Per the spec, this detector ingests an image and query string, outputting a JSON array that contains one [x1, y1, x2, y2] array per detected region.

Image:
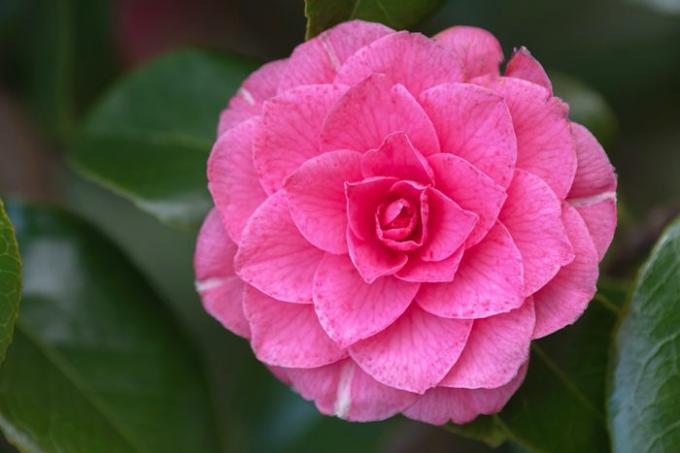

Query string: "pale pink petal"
[[347, 228, 408, 284], [283, 359, 418, 421], [313, 254, 419, 348], [500, 170, 575, 296], [195, 209, 250, 338], [504, 47, 552, 94], [234, 192, 323, 303], [349, 305, 472, 394], [416, 223, 524, 319], [278, 20, 393, 92], [434, 26, 503, 80], [441, 299, 535, 389], [404, 363, 528, 425], [428, 153, 506, 247], [489, 77, 576, 199], [571, 196, 617, 261], [243, 285, 346, 368], [361, 132, 434, 183], [208, 118, 267, 244], [346, 177, 398, 240], [218, 59, 287, 135], [253, 84, 348, 193], [396, 248, 464, 283], [533, 203, 599, 338], [320, 74, 439, 155], [568, 122, 617, 199], [336, 31, 464, 96], [284, 150, 362, 254], [420, 83, 517, 188], [420, 187, 477, 262]]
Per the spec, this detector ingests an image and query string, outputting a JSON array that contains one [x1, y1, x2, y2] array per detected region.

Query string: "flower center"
[[377, 198, 417, 241]]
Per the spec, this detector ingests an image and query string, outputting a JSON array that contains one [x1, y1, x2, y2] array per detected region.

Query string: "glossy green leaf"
[[0, 201, 220, 452], [454, 294, 623, 452], [608, 217, 680, 453], [304, 0, 443, 38], [70, 49, 256, 228], [0, 198, 21, 365]]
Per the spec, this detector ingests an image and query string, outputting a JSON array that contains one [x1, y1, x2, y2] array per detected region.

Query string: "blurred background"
[[0, 0, 679, 451]]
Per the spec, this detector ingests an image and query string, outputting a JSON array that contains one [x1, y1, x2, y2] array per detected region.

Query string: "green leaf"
[[608, 217, 680, 453], [69, 49, 256, 228], [0, 198, 21, 365], [0, 201, 220, 452], [454, 295, 623, 452], [304, 0, 443, 39]]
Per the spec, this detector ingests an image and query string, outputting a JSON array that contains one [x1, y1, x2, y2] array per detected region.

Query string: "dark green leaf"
[[70, 49, 256, 227], [0, 198, 21, 365], [0, 201, 220, 452], [608, 217, 680, 453], [305, 0, 443, 39]]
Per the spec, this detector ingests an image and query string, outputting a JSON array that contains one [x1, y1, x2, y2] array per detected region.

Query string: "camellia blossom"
[[195, 20, 617, 424]]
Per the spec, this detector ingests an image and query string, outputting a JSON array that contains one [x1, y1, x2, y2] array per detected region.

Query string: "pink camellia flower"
[[195, 21, 617, 424]]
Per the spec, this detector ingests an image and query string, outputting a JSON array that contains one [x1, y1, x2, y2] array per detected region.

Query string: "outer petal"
[[428, 153, 506, 247], [284, 150, 363, 254], [278, 20, 393, 92], [533, 204, 599, 338], [416, 223, 524, 319], [572, 197, 617, 261], [243, 286, 346, 368], [403, 363, 528, 425], [396, 247, 464, 283], [314, 254, 419, 348], [441, 299, 535, 389], [504, 47, 552, 94], [320, 74, 439, 155], [420, 83, 517, 188], [336, 31, 464, 95], [234, 192, 323, 303], [568, 123, 617, 199], [349, 305, 472, 394], [208, 118, 267, 243], [218, 59, 287, 135], [489, 77, 576, 199], [194, 209, 249, 338], [500, 170, 574, 296], [281, 359, 418, 421], [253, 84, 348, 194], [433, 26, 503, 80], [361, 132, 434, 183]]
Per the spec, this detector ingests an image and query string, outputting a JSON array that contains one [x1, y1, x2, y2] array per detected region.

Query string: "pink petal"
[[489, 77, 576, 199], [218, 59, 287, 135], [282, 359, 418, 421], [253, 84, 348, 194], [278, 20, 394, 93], [194, 209, 250, 338], [428, 153, 506, 247], [361, 132, 434, 183], [504, 47, 552, 94], [571, 196, 617, 261], [500, 169, 575, 296], [434, 26, 503, 80], [349, 305, 472, 394], [420, 83, 517, 188], [346, 176, 398, 241], [284, 150, 363, 254], [346, 227, 408, 284], [396, 248, 464, 283], [335, 31, 464, 96], [420, 187, 477, 262], [243, 285, 346, 368], [320, 74, 439, 155], [416, 223, 524, 319], [313, 254, 419, 348], [403, 363, 528, 425], [441, 299, 535, 389], [208, 118, 267, 244], [234, 192, 323, 303], [568, 122, 617, 199], [533, 203, 599, 338]]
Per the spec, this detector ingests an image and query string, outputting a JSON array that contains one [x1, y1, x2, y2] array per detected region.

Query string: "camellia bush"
[[0, 1, 678, 452]]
